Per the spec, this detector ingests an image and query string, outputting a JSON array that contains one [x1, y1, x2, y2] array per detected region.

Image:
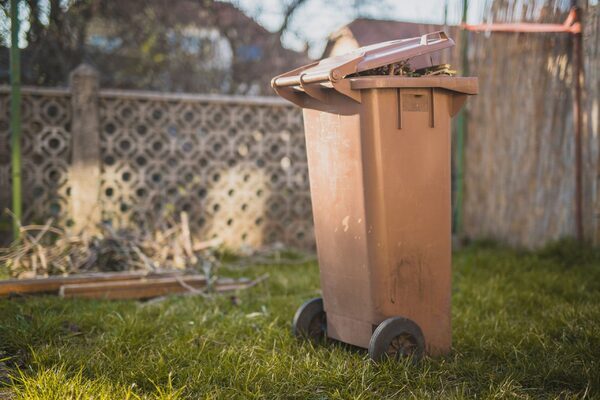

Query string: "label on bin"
[[402, 93, 430, 112]]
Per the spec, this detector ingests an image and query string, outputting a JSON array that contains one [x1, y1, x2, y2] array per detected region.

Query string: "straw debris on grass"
[[0, 212, 282, 300], [0, 210, 314, 288], [0, 212, 220, 279]]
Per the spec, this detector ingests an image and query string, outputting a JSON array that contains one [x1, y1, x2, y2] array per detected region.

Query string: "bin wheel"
[[368, 317, 425, 362], [292, 297, 326, 341]]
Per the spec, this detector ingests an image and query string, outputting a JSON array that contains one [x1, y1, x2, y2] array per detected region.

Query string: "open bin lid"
[[272, 31, 454, 90], [272, 31, 476, 115]]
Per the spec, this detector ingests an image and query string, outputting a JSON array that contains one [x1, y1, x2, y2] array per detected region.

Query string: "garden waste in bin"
[[272, 32, 477, 361]]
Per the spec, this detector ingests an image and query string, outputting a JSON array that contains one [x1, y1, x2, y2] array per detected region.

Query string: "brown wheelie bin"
[[272, 32, 477, 361]]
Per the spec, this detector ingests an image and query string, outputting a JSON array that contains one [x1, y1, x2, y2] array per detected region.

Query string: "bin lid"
[[272, 31, 454, 89]]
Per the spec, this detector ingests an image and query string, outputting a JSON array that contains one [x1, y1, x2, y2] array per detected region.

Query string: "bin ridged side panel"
[[303, 109, 375, 348]]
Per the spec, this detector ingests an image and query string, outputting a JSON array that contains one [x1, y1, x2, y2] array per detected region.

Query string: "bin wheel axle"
[[292, 297, 326, 341], [369, 317, 425, 362]]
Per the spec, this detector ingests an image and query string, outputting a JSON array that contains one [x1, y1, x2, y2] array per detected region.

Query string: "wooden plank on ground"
[[58, 275, 267, 300], [59, 275, 208, 300], [0, 270, 183, 297]]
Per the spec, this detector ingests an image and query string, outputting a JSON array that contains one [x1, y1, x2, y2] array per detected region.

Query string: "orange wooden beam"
[[462, 8, 581, 34]]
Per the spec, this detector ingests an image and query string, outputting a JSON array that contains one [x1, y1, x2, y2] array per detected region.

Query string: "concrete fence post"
[[69, 64, 101, 234]]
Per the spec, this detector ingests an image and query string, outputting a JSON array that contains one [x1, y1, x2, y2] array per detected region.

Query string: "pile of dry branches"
[[0, 212, 220, 279]]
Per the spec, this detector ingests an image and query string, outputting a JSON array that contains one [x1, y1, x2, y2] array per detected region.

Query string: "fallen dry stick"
[[193, 237, 223, 252], [58, 274, 268, 300], [59, 275, 208, 300], [0, 270, 184, 297]]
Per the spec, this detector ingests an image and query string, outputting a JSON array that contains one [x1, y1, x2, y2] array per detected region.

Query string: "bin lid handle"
[[420, 31, 449, 45]]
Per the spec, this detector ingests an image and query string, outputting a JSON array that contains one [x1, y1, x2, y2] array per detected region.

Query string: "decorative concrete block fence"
[[0, 65, 313, 249]]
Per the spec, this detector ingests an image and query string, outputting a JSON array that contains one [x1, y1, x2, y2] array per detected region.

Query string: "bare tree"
[[276, 0, 310, 39]]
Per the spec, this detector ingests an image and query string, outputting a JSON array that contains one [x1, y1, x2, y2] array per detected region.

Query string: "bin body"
[[272, 32, 477, 357], [303, 85, 453, 355]]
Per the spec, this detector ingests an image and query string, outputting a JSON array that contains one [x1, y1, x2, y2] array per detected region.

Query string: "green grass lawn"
[[1, 241, 599, 399]]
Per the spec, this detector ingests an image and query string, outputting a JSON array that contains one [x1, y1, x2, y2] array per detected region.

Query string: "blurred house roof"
[[322, 18, 459, 68]]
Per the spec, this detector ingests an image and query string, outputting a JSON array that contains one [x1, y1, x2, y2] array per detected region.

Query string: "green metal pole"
[[443, 0, 449, 26], [10, 0, 22, 241], [453, 0, 469, 235]]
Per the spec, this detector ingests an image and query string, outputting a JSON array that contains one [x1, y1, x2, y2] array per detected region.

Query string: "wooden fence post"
[[69, 64, 101, 234]]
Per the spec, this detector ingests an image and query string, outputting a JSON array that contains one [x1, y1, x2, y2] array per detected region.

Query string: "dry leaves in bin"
[[351, 61, 456, 78]]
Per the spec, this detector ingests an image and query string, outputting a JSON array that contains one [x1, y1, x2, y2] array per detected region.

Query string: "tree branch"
[[0, 1, 9, 20], [277, 0, 309, 38]]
